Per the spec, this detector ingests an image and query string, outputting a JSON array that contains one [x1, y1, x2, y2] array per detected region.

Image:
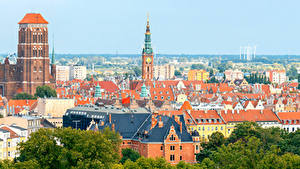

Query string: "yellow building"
[[183, 110, 227, 142], [188, 69, 209, 81], [0, 125, 27, 160]]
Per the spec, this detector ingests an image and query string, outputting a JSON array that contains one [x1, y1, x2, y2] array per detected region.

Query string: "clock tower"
[[142, 15, 153, 81]]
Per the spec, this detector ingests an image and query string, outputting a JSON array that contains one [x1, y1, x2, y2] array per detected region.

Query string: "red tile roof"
[[18, 13, 48, 24], [0, 126, 19, 138], [180, 101, 193, 111], [277, 112, 300, 120], [220, 109, 280, 123]]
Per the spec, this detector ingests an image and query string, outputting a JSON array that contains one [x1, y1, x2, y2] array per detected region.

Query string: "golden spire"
[[147, 12, 149, 26], [146, 13, 150, 33]]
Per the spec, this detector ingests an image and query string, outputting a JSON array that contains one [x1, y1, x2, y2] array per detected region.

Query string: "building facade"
[[265, 70, 287, 84], [187, 70, 209, 81], [70, 65, 87, 80], [63, 105, 199, 164], [56, 65, 70, 81], [224, 69, 244, 81], [0, 13, 56, 99], [153, 64, 175, 80]]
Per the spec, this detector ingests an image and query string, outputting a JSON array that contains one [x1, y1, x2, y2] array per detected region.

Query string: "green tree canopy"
[[34, 85, 57, 98], [120, 148, 141, 164], [13, 93, 37, 100], [191, 64, 205, 70], [17, 127, 121, 169]]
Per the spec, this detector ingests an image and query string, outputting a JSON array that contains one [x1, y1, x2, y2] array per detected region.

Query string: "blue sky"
[[0, 0, 300, 54]]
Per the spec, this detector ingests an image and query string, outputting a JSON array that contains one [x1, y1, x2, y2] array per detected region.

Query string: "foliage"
[[120, 148, 141, 164], [196, 132, 225, 162], [245, 73, 271, 84], [207, 76, 218, 83], [34, 85, 57, 98], [13, 93, 37, 100], [174, 70, 182, 77], [16, 127, 121, 169], [133, 66, 142, 77], [191, 64, 205, 70], [287, 66, 298, 80], [216, 62, 232, 73], [196, 122, 300, 169]]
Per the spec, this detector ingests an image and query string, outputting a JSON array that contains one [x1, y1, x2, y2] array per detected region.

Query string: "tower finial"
[[146, 13, 150, 33], [147, 12, 149, 25]]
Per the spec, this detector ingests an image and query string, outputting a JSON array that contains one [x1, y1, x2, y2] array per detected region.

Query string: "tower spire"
[[143, 13, 152, 54], [51, 35, 55, 65]]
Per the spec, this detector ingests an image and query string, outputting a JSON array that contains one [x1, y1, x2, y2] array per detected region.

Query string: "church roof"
[[18, 13, 48, 24]]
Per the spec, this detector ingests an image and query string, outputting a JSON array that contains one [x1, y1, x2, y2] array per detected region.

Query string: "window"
[[154, 96, 158, 100], [8, 142, 10, 148], [228, 129, 231, 134], [202, 127, 205, 131], [160, 146, 163, 150], [8, 151, 10, 157], [216, 127, 218, 131], [170, 155, 175, 161], [196, 145, 199, 150], [170, 135, 175, 141], [221, 126, 223, 130], [161, 96, 164, 100], [207, 127, 210, 131], [180, 146, 182, 150], [180, 156, 182, 160], [170, 146, 175, 150]]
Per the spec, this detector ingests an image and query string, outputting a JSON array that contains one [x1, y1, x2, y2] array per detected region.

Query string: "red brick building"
[[0, 13, 56, 99]]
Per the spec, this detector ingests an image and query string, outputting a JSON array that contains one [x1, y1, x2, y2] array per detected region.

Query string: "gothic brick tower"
[[0, 13, 56, 99], [142, 15, 154, 81]]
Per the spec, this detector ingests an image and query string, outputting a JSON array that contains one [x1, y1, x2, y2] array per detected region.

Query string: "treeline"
[[245, 73, 271, 84], [1, 123, 299, 169]]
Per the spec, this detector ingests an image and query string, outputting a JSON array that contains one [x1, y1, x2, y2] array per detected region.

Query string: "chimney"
[[151, 115, 157, 128], [111, 123, 115, 131], [158, 116, 164, 128], [109, 114, 111, 123]]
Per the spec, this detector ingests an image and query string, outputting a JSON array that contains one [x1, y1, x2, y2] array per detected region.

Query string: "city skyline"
[[1, 0, 300, 55]]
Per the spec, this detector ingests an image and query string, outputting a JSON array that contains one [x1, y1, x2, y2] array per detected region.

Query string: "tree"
[[174, 70, 182, 77], [17, 127, 121, 169], [133, 67, 142, 77], [196, 132, 225, 162], [287, 66, 298, 80], [120, 148, 141, 164], [35, 85, 57, 98], [13, 93, 36, 100], [191, 64, 205, 70]]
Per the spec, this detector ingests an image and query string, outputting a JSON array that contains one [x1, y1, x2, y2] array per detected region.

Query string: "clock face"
[[146, 57, 152, 64]]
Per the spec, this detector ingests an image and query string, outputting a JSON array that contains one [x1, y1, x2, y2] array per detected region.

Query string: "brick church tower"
[[142, 15, 154, 81], [0, 13, 56, 99]]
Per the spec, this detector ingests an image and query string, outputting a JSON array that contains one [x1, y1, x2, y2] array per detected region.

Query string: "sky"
[[0, 0, 300, 55]]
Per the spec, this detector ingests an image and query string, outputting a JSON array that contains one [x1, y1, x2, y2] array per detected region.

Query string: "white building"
[[56, 66, 70, 81], [278, 112, 300, 132], [70, 65, 87, 80], [153, 64, 175, 80], [224, 70, 244, 81]]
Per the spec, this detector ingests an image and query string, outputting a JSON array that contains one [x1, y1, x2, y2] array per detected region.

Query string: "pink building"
[[265, 70, 286, 84]]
